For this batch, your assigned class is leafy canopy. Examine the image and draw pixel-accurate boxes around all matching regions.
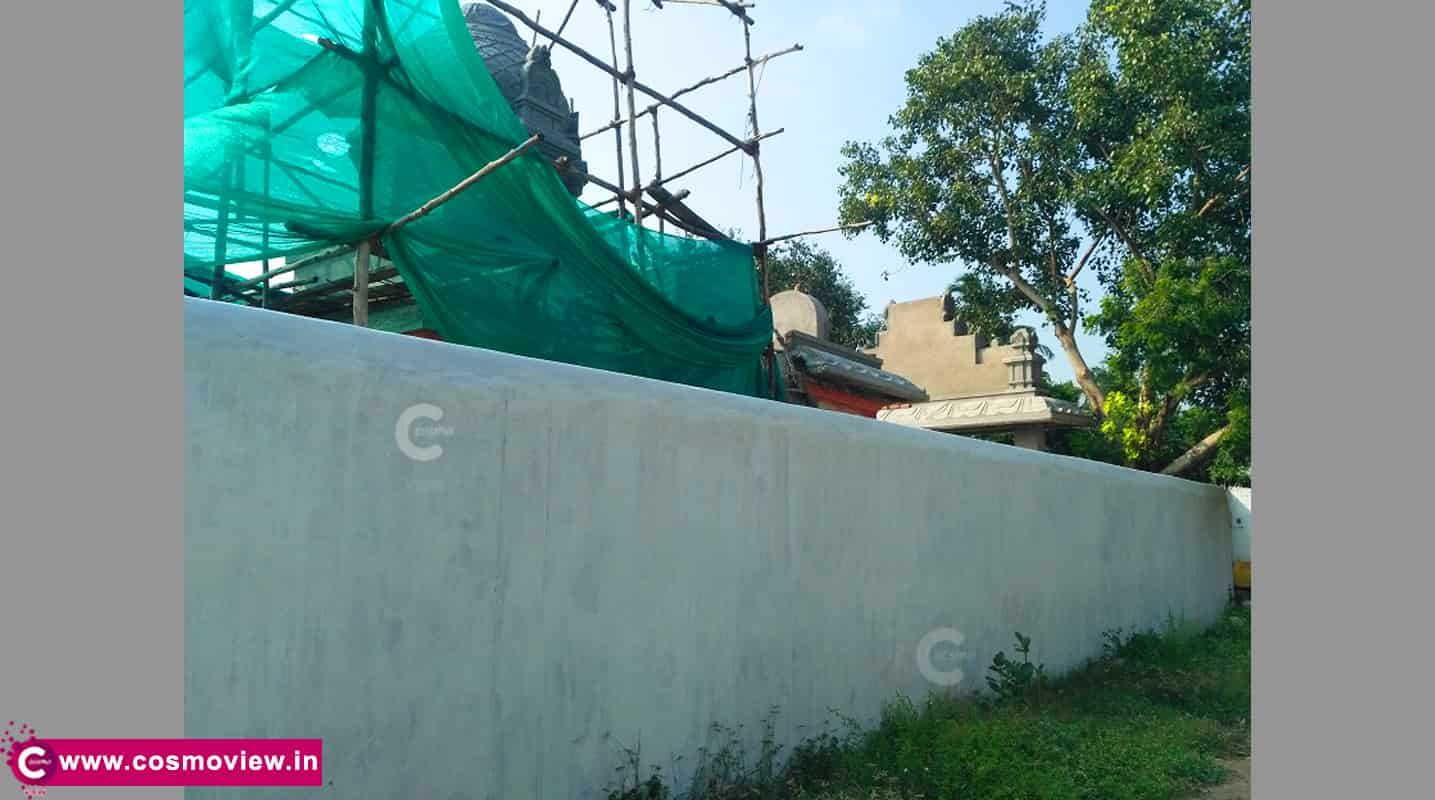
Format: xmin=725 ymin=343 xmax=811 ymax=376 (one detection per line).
xmin=838 ymin=0 xmax=1249 ymax=481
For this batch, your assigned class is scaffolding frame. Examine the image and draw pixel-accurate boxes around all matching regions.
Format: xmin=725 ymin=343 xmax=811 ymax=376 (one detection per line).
xmin=194 ymin=0 xmax=860 ymax=383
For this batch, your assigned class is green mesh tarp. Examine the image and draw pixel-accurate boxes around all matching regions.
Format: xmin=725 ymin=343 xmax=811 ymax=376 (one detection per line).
xmin=184 ymin=0 xmax=774 ymax=397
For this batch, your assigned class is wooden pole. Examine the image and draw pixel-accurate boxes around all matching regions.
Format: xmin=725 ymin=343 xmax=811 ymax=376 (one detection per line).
xmin=651 ymin=108 xmax=663 ymax=234
xmin=559 ymin=159 xmax=704 ymax=235
xmin=604 ymin=7 xmax=627 ymax=217
xmin=621 ymin=0 xmax=644 ymax=230
xmin=354 ymin=0 xmax=378 ymax=327
xmin=210 ymin=164 xmax=232 ymax=300
xmin=655 ymin=128 xmax=784 ymax=188
xmin=227 ymin=244 xmax=356 ymax=291
xmin=712 ymin=0 xmax=756 ymax=25
xmin=384 ymin=134 xmax=543 ymax=234
xmin=486 ymin=0 xmax=752 ymax=154
xmin=736 ymin=15 xmax=777 ymax=398
xmin=353 ymin=238 xmax=372 ymax=327
xmin=579 ymin=43 xmax=802 ymax=141
xmin=592 ymin=187 xmax=689 ymax=212
xmin=756 ymin=220 xmax=874 ymax=246
xmin=351 ymin=133 xmax=542 ymax=323
xmin=554 ymin=0 xmax=581 ymax=38
xmin=742 ymin=18 xmax=768 ymax=300
xmin=260 ymin=136 xmax=273 ymax=308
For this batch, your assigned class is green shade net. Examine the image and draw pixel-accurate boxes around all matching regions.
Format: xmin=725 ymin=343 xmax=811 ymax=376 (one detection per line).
xmin=184 ymin=0 xmax=775 ymax=397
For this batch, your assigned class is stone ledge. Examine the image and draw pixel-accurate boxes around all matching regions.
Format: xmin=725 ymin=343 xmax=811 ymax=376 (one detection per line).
xmin=878 ymin=392 xmax=1094 ymax=432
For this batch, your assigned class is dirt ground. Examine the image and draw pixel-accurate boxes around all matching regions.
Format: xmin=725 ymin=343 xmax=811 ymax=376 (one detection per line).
xmin=1202 ymin=756 xmax=1251 ymax=799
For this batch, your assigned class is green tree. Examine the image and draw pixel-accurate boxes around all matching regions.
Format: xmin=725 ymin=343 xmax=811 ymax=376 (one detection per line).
xmin=837 ymin=0 xmax=1249 ymax=480
xmin=767 ymin=239 xmax=884 ymax=349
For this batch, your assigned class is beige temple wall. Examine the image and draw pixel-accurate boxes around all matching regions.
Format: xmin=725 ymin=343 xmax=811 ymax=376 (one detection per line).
xmin=184 ymin=297 xmax=1233 ymax=800
xmin=865 ymin=296 xmax=1028 ymax=400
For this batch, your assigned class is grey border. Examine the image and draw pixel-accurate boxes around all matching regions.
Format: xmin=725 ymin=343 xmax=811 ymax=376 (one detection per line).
xmin=0 ymin=0 xmax=181 ymax=797
xmin=1256 ymin=1 xmax=1434 ymax=797
xmin=1 ymin=1 xmax=1431 ymax=799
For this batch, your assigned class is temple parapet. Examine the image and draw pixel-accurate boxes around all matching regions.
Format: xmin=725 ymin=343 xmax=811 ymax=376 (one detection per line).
xmin=865 ymin=294 xmax=1093 ymax=450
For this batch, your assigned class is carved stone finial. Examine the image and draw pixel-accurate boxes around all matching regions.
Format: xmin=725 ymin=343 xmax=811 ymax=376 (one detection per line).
xmin=1002 ymin=326 xmax=1043 ymax=392
xmin=525 ymin=43 xmax=552 ymax=67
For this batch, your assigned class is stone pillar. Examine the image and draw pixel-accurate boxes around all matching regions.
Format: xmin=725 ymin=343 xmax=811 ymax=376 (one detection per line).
xmin=1003 ymin=327 xmax=1045 ymax=392
xmin=1012 ymin=427 xmax=1047 ymax=451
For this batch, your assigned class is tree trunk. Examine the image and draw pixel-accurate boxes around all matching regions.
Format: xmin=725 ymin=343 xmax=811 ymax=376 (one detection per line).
xmin=991 ymin=261 xmax=1107 ymax=418
xmin=1160 ymin=425 xmax=1229 ymax=476
xmin=1051 ymin=325 xmax=1107 ymax=417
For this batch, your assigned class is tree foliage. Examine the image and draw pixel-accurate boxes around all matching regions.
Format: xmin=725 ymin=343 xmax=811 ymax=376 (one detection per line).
xmin=838 ymin=0 xmax=1249 ymax=482
xmin=766 ymin=239 xmax=884 ymax=349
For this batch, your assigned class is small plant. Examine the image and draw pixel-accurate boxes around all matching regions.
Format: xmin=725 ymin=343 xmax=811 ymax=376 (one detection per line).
xmin=1101 ymin=627 xmax=1127 ymax=659
xmin=986 ymin=632 xmax=1048 ymax=702
xmin=603 ymin=737 xmax=671 ymax=800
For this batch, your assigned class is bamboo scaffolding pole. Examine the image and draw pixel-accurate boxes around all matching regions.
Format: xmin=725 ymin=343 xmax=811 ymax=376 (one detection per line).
xmin=485 ymin=0 xmax=752 ymax=154
xmin=554 ymin=0 xmax=581 ymax=38
xmin=353 ymin=0 xmax=379 ymax=327
xmin=604 ymin=6 xmax=627 ymax=216
xmin=558 ymin=158 xmax=706 ymax=235
xmin=261 ymin=143 xmax=272 ymax=308
xmin=663 ymin=0 xmax=753 ymax=6
xmin=742 ymin=18 xmax=768 ymax=298
xmin=252 ymin=0 xmax=304 ymax=32
xmin=714 ymin=0 xmax=756 ymax=23
xmin=591 ymin=186 xmax=689 ymax=212
xmin=756 ymin=220 xmax=874 ymax=246
xmin=579 ymin=44 xmax=802 ymax=141
xmin=735 ymin=13 xmax=777 ymax=398
xmin=658 ymin=127 xmax=784 ymax=188
xmin=621 ymin=0 xmax=644 ymax=229
xmin=588 ymin=127 xmax=784 ymax=213
xmin=384 ymin=134 xmax=543 ymax=234
xmin=651 ymin=108 xmax=663 ymax=233
xmin=210 ymin=164 xmax=233 ymax=300
xmin=226 ymin=244 xmax=356 ymax=292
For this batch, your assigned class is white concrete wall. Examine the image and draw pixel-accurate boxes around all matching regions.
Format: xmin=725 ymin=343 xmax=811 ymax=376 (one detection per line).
xmin=183 ymin=298 xmax=1234 ymax=800
xmin=1228 ymin=487 xmax=1252 ymax=562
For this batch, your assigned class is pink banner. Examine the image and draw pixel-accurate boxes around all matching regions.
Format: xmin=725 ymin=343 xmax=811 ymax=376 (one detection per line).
xmin=7 ymin=739 xmax=323 ymax=787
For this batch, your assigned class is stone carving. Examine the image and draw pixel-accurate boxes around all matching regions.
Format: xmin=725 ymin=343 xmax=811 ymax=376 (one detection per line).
xmin=463 ymin=3 xmax=587 ymax=196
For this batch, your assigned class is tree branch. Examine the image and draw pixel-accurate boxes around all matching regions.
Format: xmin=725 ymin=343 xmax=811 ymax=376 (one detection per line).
xmin=1160 ymin=425 xmax=1230 ymax=476
xmin=1064 ymin=234 xmax=1102 ymax=329
xmin=1088 ymin=203 xmax=1154 ymax=283
xmin=1066 ymin=234 xmax=1104 ymax=285
xmin=986 ymin=137 xmax=1019 ymax=255
xmin=1148 ymin=370 xmax=1211 ymax=450
xmin=1195 ymin=165 xmax=1251 ymax=219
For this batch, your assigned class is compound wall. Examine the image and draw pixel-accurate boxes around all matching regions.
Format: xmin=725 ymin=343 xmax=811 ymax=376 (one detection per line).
xmin=183 ymin=298 xmax=1233 ymax=800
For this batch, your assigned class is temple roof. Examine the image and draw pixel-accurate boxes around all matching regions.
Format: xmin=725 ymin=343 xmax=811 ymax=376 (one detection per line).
xmin=462 ymin=2 xmax=587 ymax=195
xmin=781 ymin=330 xmax=928 ymax=404
xmin=463 ymin=3 xmax=529 ymax=100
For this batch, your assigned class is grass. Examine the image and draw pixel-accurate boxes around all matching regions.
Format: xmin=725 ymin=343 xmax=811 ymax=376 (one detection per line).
xmin=606 ymin=604 xmax=1251 ymax=800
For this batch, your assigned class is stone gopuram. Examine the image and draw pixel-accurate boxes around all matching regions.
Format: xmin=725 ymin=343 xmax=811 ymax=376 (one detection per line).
xmin=866 ymin=295 xmax=1092 ymax=450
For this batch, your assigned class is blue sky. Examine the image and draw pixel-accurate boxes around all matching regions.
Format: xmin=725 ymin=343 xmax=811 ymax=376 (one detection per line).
xmin=513 ymin=0 xmax=1106 ymax=383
